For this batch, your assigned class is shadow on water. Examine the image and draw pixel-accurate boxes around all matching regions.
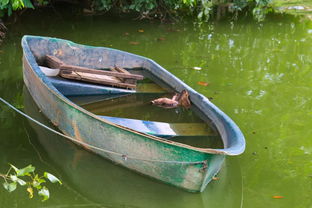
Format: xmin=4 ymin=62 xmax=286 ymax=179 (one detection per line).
xmin=23 ymin=87 xmax=243 ymax=208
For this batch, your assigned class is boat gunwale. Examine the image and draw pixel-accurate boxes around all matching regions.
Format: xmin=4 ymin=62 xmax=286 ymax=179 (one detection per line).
xmin=21 ymin=35 xmax=245 ymax=156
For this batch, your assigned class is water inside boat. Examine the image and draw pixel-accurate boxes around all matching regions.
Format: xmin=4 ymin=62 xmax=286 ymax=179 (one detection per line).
xmin=41 ymin=63 xmax=223 ymax=148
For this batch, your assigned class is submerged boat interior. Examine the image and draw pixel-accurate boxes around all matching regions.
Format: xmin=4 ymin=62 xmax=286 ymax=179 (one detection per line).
xmin=34 ymin=53 xmax=224 ymax=149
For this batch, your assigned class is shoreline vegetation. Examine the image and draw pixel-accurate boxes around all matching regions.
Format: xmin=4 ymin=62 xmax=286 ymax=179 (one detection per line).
xmin=273 ymin=0 xmax=312 ymax=20
xmin=0 ymin=0 xmax=311 ymax=44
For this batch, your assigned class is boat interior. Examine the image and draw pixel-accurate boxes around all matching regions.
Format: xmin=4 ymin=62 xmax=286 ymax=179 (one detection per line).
xmin=30 ymin=44 xmax=224 ymax=149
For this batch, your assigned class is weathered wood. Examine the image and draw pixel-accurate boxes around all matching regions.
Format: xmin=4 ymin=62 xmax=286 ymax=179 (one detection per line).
xmin=46 ymin=55 xmax=140 ymax=88
xmin=109 ymin=67 xmax=125 ymax=83
xmin=114 ymin=66 xmax=131 ymax=75
xmin=61 ymin=64 xmax=144 ymax=80
xmin=110 ymin=66 xmax=137 ymax=85
xmin=60 ymin=70 xmax=136 ymax=89
xmin=46 ymin=55 xmax=64 ymax=69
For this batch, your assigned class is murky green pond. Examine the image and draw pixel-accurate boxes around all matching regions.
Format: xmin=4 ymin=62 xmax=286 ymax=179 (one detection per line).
xmin=0 ymin=7 xmax=312 ymax=208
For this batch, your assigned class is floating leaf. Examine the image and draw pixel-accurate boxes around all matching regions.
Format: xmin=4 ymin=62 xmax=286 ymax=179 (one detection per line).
xmin=193 ymin=67 xmax=202 ymax=70
xmin=272 ymin=196 xmax=284 ymax=199
xmin=156 ymin=37 xmax=166 ymax=41
xmin=197 ymin=81 xmax=209 ymax=86
xmin=129 ymin=41 xmax=140 ymax=45
xmin=3 ymin=182 xmax=17 ymax=192
xmin=138 ymin=29 xmax=144 ymax=33
xmin=44 ymin=172 xmax=62 ymax=185
xmin=38 ymin=186 xmax=50 ymax=201
xmin=27 ymin=187 xmax=34 ymax=199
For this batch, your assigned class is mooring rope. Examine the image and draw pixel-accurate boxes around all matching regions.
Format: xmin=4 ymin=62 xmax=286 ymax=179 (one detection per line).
xmin=0 ymin=97 xmax=205 ymax=165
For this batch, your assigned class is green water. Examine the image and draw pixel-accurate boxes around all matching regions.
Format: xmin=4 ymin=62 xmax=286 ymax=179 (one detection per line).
xmin=0 ymin=7 xmax=312 ymax=207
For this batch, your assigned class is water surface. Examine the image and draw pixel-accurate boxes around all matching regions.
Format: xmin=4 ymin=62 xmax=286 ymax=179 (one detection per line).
xmin=0 ymin=8 xmax=311 ymax=208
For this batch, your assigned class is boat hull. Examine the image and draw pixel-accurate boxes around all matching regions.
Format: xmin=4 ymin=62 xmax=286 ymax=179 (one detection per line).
xmin=23 ymin=54 xmax=226 ymax=192
xmin=21 ymin=35 xmax=245 ymax=192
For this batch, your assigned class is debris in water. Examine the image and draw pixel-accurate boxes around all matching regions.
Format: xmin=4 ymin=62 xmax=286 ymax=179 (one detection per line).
xmin=129 ymin=41 xmax=140 ymax=45
xmin=193 ymin=67 xmax=202 ymax=71
xmin=151 ymin=98 xmax=179 ymax=108
xmin=197 ymin=81 xmax=209 ymax=86
xmin=156 ymin=37 xmax=166 ymax=41
xmin=151 ymin=90 xmax=191 ymax=109
xmin=272 ymin=196 xmax=284 ymax=199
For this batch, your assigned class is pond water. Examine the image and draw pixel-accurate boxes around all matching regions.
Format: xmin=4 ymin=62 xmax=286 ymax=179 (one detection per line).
xmin=0 ymin=7 xmax=312 ymax=208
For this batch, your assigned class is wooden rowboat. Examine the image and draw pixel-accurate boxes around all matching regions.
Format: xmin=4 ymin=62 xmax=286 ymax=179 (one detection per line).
xmin=21 ymin=35 xmax=245 ymax=192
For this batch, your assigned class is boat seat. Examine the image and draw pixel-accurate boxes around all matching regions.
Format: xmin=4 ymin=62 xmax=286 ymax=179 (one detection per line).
xmin=98 ymin=115 xmax=216 ymax=138
xmin=46 ymin=76 xmax=134 ymax=96
xmin=46 ymin=76 xmax=166 ymax=96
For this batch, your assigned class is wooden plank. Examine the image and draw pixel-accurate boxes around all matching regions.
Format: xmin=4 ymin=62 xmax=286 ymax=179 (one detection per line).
xmin=61 ymin=64 xmax=144 ymax=80
xmin=46 ymin=55 xmax=64 ymax=69
xmin=114 ymin=66 xmax=131 ymax=75
xmin=45 ymin=55 xmax=141 ymax=88
xmin=59 ymin=70 xmax=136 ymax=89
xmin=110 ymin=66 xmax=137 ymax=85
xmin=98 ymin=116 xmax=216 ymax=137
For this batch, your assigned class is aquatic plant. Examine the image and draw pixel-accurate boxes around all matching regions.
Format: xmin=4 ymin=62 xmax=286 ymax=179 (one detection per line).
xmin=0 ymin=164 xmax=62 ymax=201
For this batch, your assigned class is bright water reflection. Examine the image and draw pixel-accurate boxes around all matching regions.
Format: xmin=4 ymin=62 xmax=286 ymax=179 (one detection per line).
xmin=0 ymin=7 xmax=311 ymax=208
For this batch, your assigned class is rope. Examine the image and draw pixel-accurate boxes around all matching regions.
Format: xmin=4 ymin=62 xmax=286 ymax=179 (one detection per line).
xmin=0 ymin=97 xmax=205 ymax=165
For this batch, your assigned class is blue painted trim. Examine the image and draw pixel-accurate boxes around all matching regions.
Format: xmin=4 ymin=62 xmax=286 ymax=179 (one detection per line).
xmin=98 ymin=116 xmax=188 ymax=138
xmin=47 ymin=76 xmax=134 ymax=96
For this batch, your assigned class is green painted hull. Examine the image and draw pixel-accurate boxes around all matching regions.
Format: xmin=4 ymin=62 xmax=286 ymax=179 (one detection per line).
xmin=21 ymin=35 xmax=245 ymax=192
